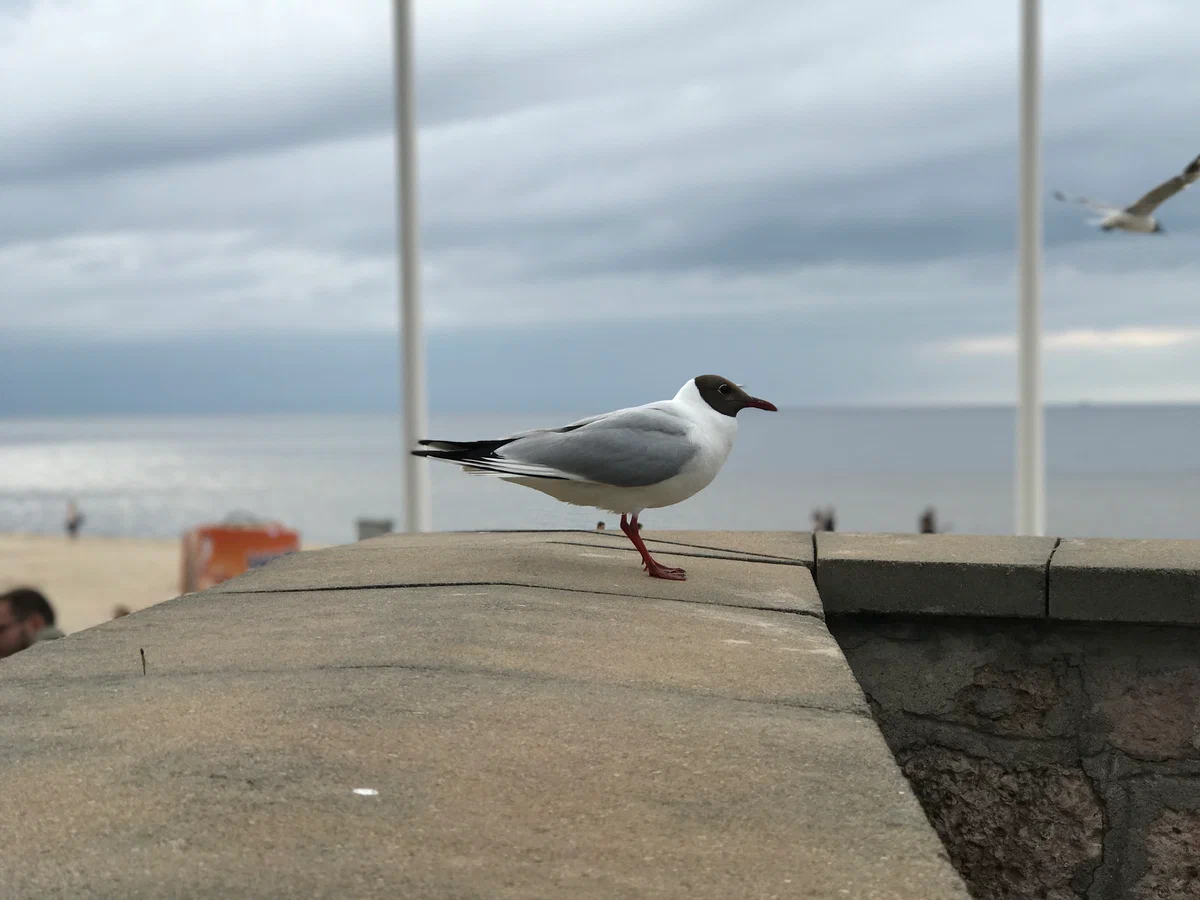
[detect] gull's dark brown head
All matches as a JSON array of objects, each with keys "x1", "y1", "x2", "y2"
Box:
[{"x1": 692, "y1": 374, "x2": 778, "y2": 418}]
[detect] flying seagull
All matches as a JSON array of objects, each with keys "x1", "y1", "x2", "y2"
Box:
[
  {"x1": 1053, "y1": 152, "x2": 1200, "y2": 234},
  {"x1": 412, "y1": 375, "x2": 777, "y2": 581}
]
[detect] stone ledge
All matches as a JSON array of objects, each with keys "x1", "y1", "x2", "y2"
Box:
[
  {"x1": 1049, "y1": 538, "x2": 1200, "y2": 624},
  {"x1": 212, "y1": 530, "x2": 821, "y2": 617},
  {"x1": 247, "y1": 530, "x2": 1200, "y2": 625},
  {"x1": 815, "y1": 532, "x2": 1058, "y2": 618},
  {"x1": 238, "y1": 529, "x2": 1200, "y2": 626}
]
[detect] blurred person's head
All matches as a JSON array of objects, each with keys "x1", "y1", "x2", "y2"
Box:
[{"x1": 0, "y1": 587, "x2": 58, "y2": 658}]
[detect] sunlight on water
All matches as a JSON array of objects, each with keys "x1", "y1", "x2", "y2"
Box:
[{"x1": 1, "y1": 408, "x2": 1198, "y2": 545}]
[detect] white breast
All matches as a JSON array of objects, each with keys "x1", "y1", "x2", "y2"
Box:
[
  {"x1": 632, "y1": 382, "x2": 738, "y2": 510},
  {"x1": 1109, "y1": 211, "x2": 1155, "y2": 232}
]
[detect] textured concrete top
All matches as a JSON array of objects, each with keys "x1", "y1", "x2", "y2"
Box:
[
  {"x1": 1049, "y1": 537, "x2": 1200, "y2": 623},
  {"x1": 817, "y1": 532, "x2": 1057, "y2": 618},
  {"x1": 212, "y1": 529, "x2": 817, "y2": 611},
  {"x1": 816, "y1": 532, "x2": 1200, "y2": 625},
  {"x1": 0, "y1": 530, "x2": 967, "y2": 900}
]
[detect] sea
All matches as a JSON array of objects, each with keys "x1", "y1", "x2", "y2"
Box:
[{"x1": 1, "y1": 406, "x2": 1198, "y2": 546}]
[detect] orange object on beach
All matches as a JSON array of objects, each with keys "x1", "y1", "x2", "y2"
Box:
[{"x1": 180, "y1": 513, "x2": 300, "y2": 593}]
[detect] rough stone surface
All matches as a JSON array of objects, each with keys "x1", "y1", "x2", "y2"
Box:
[
  {"x1": 1099, "y1": 669, "x2": 1200, "y2": 762},
  {"x1": 4, "y1": 585, "x2": 865, "y2": 715},
  {"x1": 952, "y1": 662, "x2": 1079, "y2": 739},
  {"x1": 829, "y1": 614, "x2": 1200, "y2": 900},
  {"x1": 1134, "y1": 808, "x2": 1200, "y2": 900},
  {"x1": 0, "y1": 535, "x2": 967, "y2": 900},
  {"x1": 211, "y1": 530, "x2": 822, "y2": 617},
  {"x1": 898, "y1": 746, "x2": 1103, "y2": 900},
  {"x1": 816, "y1": 532, "x2": 1057, "y2": 617},
  {"x1": 1050, "y1": 538, "x2": 1200, "y2": 624},
  {"x1": 828, "y1": 617, "x2": 1088, "y2": 744}
]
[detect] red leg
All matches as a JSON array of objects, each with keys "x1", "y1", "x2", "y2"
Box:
[{"x1": 620, "y1": 514, "x2": 686, "y2": 580}]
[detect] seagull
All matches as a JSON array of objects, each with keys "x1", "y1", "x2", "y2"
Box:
[
  {"x1": 412, "y1": 374, "x2": 777, "y2": 581},
  {"x1": 1053, "y1": 152, "x2": 1200, "y2": 234}
]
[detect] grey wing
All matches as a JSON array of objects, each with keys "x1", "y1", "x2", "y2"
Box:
[
  {"x1": 499, "y1": 410, "x2": 612, "y2": 442},
  {"x1": 500, "y1": 406, "x2": 698, "y2": 487},
  {"x1": 1126, "y1": 154, "x2": 1200, "y2": 215}
]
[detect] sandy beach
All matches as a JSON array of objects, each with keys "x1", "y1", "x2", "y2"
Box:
[
  {"x1": 0, "y1": 533, "x2": 325, "y2": 636},
  {"x1": 0, "y1": 534, "x2": 181, "y2": 635}
]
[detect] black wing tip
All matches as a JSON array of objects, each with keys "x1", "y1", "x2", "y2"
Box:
[{"x1": 1186, "y1": 154, "x2": 1200, "y2": 175}]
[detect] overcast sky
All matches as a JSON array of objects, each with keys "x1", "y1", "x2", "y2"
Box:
[{"x1": 5, "y1": 0, "x2": 1200, "y2": 411}]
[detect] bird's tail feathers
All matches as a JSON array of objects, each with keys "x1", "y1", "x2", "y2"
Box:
[
  {"x1": 411, "y1": 438, "x2": 509, "y2": 462},
  {"x1": 412, "y1": 439, "x2": 571, "y2": 481}
]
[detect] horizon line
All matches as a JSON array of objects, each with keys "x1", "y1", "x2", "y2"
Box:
[{"x1": 3, "y1": 399, "x2": 1199, "y2": 421}]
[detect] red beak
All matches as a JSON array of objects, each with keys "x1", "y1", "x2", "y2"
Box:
[{"x1": 744, "y1": 396, "x2": 778, "y2": 412}]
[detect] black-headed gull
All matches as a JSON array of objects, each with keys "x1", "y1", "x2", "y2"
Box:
[
  {"x1": 1054, "y1": 152, "x2": 1200, "y2": 234},
  {"x1": 412, "y1": 374, "x2": 777, "y2": 581}
]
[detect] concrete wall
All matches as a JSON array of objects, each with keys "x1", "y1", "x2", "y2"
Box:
[
  {"x1": 816, "y1": 533, "x2": 1200, "y2": 900},
  {"x1": 0, "y1": 530, "x2": 975, "y2": 900},
  {"x1": 6, "y1": 527, "x2": 1196, "y2": 899},
  {"x1": 829, "y1": 616, "x2": 1200, "y2": 900}
]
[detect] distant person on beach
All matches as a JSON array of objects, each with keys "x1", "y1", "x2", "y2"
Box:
[
  {"x1": 0, "y1": 587, "x2": 64, "y2": 659},
  {"x1": 919, "y1": 506, "x2": 938, "y2": 534},
  {"x1": 810, "y1": 507, "x2": 836, "y2": 532},
  {"x1": 65, "y1": 500, "x2": 84, "y2": 539}
]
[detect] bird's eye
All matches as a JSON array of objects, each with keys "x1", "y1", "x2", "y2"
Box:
[{"x1": 718, "y1": 383, "x2": 731, "y2": 395}]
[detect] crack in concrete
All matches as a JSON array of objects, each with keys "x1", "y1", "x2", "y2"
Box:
[
  {"x1": 1067, "y1": 659, "x2": 1109, "y2": 897},
  {"x1": 545, "y1": 539, "x2": 809, "y2": 566},
  {"x1": 17, "y1": 656, "x2": 870, "y2": 721},
  {"x1": 888, "y1": 709, "x2": 1082, "y2": 755},
  {"x1": 323, "y1": 660, "x2": 873, "y2": 719},
  {"x1": 1107, "y1": 770, "x2": 1200, "y2": 783},
  {"x1": 810, "y1": 531, "x2": 821, "y2": 594},
  {"x1": 215, "y1": 580, "x2": 827, "y2": 621},
  {"x1": 410, "y1": 530, "x2": 815, "y2": 565},
  {"x1": 1046, "y1": 537, "x2": 1063, "y2": 617}
]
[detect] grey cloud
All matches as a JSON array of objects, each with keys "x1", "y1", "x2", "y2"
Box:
[
  {"x1": 5, "y1": 0, "x2": 1200, "y2": 405},
  {"x1": 0, "y1": 0, "x2": 753, "y2": 186},
  {"x1": 0, "y1": 81, "x2": 391, "y2": 186}
]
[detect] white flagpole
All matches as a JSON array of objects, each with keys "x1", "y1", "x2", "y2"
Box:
[
  {"x1": 392, "y1": 0, "x2": 432, "y2": 532},
  {"x1": 1016, "y1": 0, "x2": 1045, "y2": 536}
]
